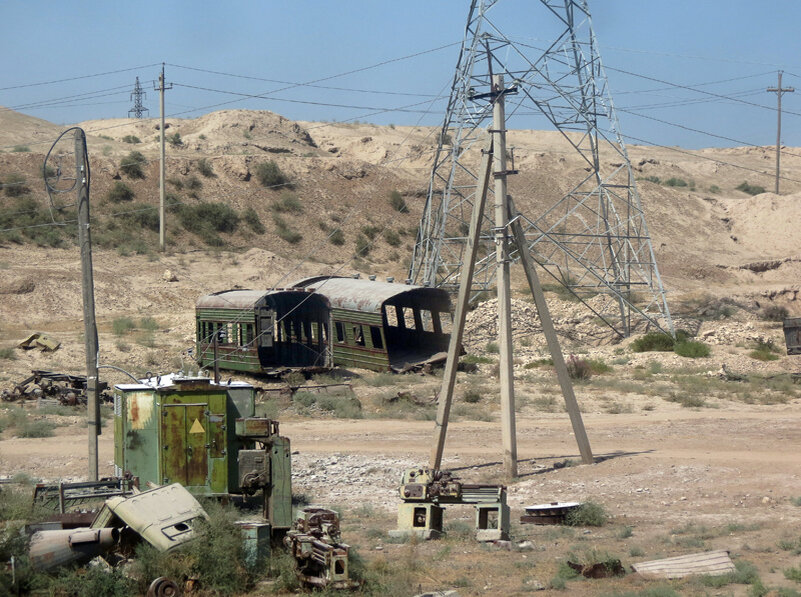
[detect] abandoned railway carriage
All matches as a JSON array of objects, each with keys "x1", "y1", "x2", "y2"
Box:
[{"x1": 195, "y1": 276, "x2": 453, "y2": 374}]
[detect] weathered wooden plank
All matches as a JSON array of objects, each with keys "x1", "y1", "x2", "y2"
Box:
[{"x1": 632, "y1": 550, "x2": 735, "y2": 579}]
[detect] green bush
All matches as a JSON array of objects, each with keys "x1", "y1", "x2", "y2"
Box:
[
  {"x1": 243, "y1": 207, "x2": 265, "y2": 234},
  {"x1": 271, "y1": 191, "x2": 303, "y2": 214},
  {"x1": 642, "y1": 175, "x2": 661, "y2": 184},
  {"x1": 167, "y1": 177, "x2": 183, "y2": 190},
  {"x1": 113, "y1": 316, "x2": 136, "y2": 336},
  {"x1": 389, "y1": 189, "x2": 408, "y2": 213},
  {"x1": 709, "y1": 184, "x2": 721, "y2": 193},
  {"x1": 565, "y1": 501, "x2": 608, "y2": 526},
  {"x1": 178, "y1": 202, "x2": 239, "y2": 234},
  {"x1": 197, "y1": 158, "x2": 215, "y2": 177},
  {"x1": 114, "y1": 202, "x2": 159, "y2": 232},
  {"x1": 120, "y1": 151, "x2": 146, "y2": 179},
  {"x1": 566, "y1": 355, "x2": 592, "y2": 380},
  {"x1": 4, "y1": 173, "x2": 29, "y2": 197},
  {"x1": 360, "y1": 224, "x2": 380, "y2": 240},
  {"x1": 329, "y1": 228, "x2": 345, "y2": 245},
  {"x1": 631, "y1": 332, "x2": 675, "y2": 352},
  {"x1": 664, "y1": 177, "x2": 688, "y2": 187},
  {"x1": 185, "y1": 175, "x2": 202, "y2": 191},
  {"x1": 122, "y1": 135, "x2": 141, "y2": 144},
  {"x1": 273, "y1": 214, "x2": 302, "y2": 244},
  {"x1": 383, "y1": 229, "x2": 401, "y2": 247},
  {"x1": 749, "y1": 339, "x2": 780, "y2": 361},
  {"x1": 737, "y1": 181, "x2": 766, "y2": 196},
  {"x1": 255, "y1": 161, "x2": 291, "y2": 188},
  {"x1": 355, "y1": 234, "x2": 370, "y2": 256},
  {"x1": 0, "y1": 347, "x2": 16, "y2": 360},
  {"x1": 107, "y1": 181, "x2": 135, "y2": 203},
  {"x1": 166, "y1": 132, "x2": 182, "y2": 147},
  {"x1": 463, "y1": 389, "x2": 482, "y2": 403},
  {"x1": 761, "y1": 304, "x2": 789, "y2": 322},
  {"x1": 674, "y1": 340, "x2": 711, "y2": 358},
  {"x1": 11, "y1": 145, "x2": 30, "y2": 153}
]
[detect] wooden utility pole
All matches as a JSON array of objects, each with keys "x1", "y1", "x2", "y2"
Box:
[
  {"x1": 155, "y1": 64, "x2": 172, "y2": 251},
  {"x1": 492, "y1": 74, "x2": 518, "y2": 477},
  {"x1": 74, "y1": 129, "x2": 101, "y2": 480},
  {"x1": 767, "y1": 71, "x2": 794, "y2": 194},
  {"x1": 430, "y1": 142, "x2": 494, "y2": 471}
]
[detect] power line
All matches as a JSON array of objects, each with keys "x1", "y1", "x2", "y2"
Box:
[
  {"x1": 168, "y1": 63, "x2": 439, "y2": 98},
  {"x1": 0, "y1": 64, "x2": 162, "y2": 92}
]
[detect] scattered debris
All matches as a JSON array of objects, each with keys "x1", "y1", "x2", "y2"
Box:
[
  {"x1": 1, "y1": 369, "x2": 111, "y2": 404},
  {"x1": 520, "y1": 501, "x2": 581, "y2": 525},
  {"x1": 17, "y1": 332, "x2": 60, "y2": 352},
  {"x1": 91, "y1": 483, "x2": 208, "y2": 553},
  {"x1": 784, "y1": 317, "x2": 801, "y2": 355},
  {"x1": 392, "y1": 468, "x2": 509, "y2": 541},
  {"x1": 568, "y1": 558, "x2": 625, "y2": 579},
  {"x1": 34, "y1": 478, "x2": 135, "y2": 513},
  {"x1": 284, "y1": 507, "x2": 359, "y2": 589},
  {"x1": 632, "y1": 550, "x2": 735, "y2": 579},
  {"x1": 29, "y1": 527, "x2": 119, "y2": 571}
]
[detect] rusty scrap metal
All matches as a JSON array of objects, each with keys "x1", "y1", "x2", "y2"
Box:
[
  {"x1": 784, "y1": 317, "x2": 801, "y2": 355},
  {"x1": 520, "y1": 501, "x2": 582, "y2": 525},
  {"x1": 567, "y1": 558, "x2": 625, "y2": 579},
  {"x1": 18, "y1": 332, "x2": 61, "y2": 352},
  {"x1": 1, "y1": 370, "x2": 111, "y2": 404},
  {"x1": 284, "y1": 507, "x2": 359, "y2": 590},
  {"x1": 29, "y1": 527, "x2": 119, "y2": 571},
  {"x1": 632, "y1": 550, "x2": 735, "y2": 579},
  {"x1": 147, "y1": 576, "x2": 182, "y2": 597},
  {"x1": 34, "y1": 478, "x2": 135, "y2": 513}
]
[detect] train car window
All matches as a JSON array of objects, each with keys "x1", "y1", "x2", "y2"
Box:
[
  {"x1": 370, "y1": 326, "x2": 384, "y2": 350},
  {"x1": 353, "y1": 325, "x2": 365, "y2": 346},
  {"x1": 419, "y1": 309, "x2": 434, "y2": 332},
  {"x1": 431, "y1": 311, "x2": 442, "y2": 334},
  {"x1": 402, "y1": 307, "x2": 416, "y2": 330},
  {"x1": 439, "y1": 311, "x2": 454, "y2": 335},
  {"x1": 243, "y1": 323, "x2": 254, "y2": 345},
  {"x1": 385, "y1": 307, "x2": 399, "y2": 327},
  {"x1": 395, "y1": 305, "x2": 406, "y2": 329},
  {"x1": 335, "y1": 322, "x2": 345, "y2": 343}
]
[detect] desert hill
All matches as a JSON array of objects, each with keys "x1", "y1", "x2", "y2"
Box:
[{"x1": 0, "y1": 106, "x2": 799, "y2": 384}]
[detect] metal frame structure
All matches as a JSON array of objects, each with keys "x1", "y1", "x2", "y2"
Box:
[
  {"x1": 128, "y1": 77, "x2": 148, "y2": 119},
  {"x1": 410, "y1": 0, "x2": 673, "y2": 337}
]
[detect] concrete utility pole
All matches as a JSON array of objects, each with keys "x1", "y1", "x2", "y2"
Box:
[
  {"x1": 154, "y1": 64, "x2": 172, "y2": 251},
  {"x1": 74, "y1": 130, "x2": 101, "y2": 481},
  {"x1": 767, "y1": 70, "x2": 794, "y2": 194},
  {"x1": 429, "y1": 73, "x2": 594, "y2": 478},
  {"x1": 491, "y1": 74, "x2": 518, "y2": 477}
]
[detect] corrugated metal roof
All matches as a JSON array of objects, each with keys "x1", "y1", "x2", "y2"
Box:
[
  {"x1": 632, "y1": 550, "x2": 735, "y2": 579},
  {"x1": 196, "y1": 288, "x2": 316, "y2": 310},
  {"x1": 292, "y1": 276, "x2": 448, "y2": 314},
  {"x1": 196, "y1": 289, "x2": 269, "y2": 309}
]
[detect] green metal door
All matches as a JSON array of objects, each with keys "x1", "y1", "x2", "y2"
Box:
[{"x1": 161, "y1": 404, "x2": 208, "y2": 487}]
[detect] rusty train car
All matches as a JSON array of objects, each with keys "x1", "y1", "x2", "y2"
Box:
[{"x1": 195, "y1": 276, "x2": 453, "y2": 374}]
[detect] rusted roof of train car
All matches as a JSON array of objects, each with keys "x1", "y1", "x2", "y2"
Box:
[
  {"x1": 196, "y1": 288, "x2": 316, "y2": 310},
  {"x1": 292, "y1": 276, "x2": 450, "y2": 314}
]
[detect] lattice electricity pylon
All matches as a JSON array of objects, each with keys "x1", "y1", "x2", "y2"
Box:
[
  {"x1": 128, "y1": 77, "x2": 149, "y2": 118},
  {"x1": 409, "y1": 0, "x2": 674, "y2": 337}
]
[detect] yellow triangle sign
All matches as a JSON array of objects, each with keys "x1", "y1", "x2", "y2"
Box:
[{"x1": 189, "y1": 418, "x2": 205, "y2": 434}]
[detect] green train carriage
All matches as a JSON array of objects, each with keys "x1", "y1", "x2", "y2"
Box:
[{"x1": 195, "y1": 277, "x2": 453, "y2": 374}]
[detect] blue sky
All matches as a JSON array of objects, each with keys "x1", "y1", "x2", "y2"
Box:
[{"x1": 2, "y1": 1, "x2": 800, "y2": 149}]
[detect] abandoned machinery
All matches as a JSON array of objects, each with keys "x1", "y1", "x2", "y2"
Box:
[
  {"x1": 391, "y1": 467, "x2": 510, "y2": 541},
  {"x1": 16, "y1": 375, "x2": 358, "y2": 590},
  {"x1": 1, "y1": 370, "x2": 112, "y2": 405}
]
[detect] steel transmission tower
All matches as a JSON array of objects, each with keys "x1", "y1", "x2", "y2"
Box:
[
  {"x1": 410, "y1": 0, "x2": 673, "y2": 337},
  {"x1": 128, "y1": 77, "x2": 149, "y2": 118}
]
